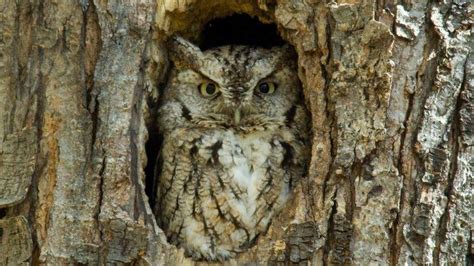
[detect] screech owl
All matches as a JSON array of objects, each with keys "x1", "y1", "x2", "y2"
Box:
[{"x1": 154, "y1": 36, "x2": 310, "y2": 261}]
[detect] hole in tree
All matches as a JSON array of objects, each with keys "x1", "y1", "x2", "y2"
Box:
[
  {"x1": 0, "y1": 208, "x2": 5, "y2": 239},
  {"x1": 144, "y1": 13, "x2": 287, "y2": 210},
  {"x1": 143, "y1": 14, "x2": 309, "y2": 262},
  {"x1": 199, "y1": 14, "x2": 285, "y2": 49},
  {"x1": 144, "y1": 99, "x2": 162, "y2": 210}
]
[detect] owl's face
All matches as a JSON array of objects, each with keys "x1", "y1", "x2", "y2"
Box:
[{"x1": 159, "y1": 37, "x2": 302, "y2": 132}]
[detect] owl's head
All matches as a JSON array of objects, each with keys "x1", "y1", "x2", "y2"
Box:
[{"x1": 158, "y1": 36, "x2": 304, "y2": 133}]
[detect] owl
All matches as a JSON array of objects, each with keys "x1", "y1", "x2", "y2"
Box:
[{"x1": 154, "y1": 36, "x2": 310, "y2": 261}]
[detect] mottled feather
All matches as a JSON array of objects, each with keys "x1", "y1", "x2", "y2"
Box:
[{"x1": 155, "y1": 36, "x2": 310, "y2": 261}]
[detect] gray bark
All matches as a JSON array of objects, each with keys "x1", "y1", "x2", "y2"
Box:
[{"x1": 0, "y1": 0, "x2": 472, "y2": 265}]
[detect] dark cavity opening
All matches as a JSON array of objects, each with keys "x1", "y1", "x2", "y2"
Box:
[
  {"x1": 144, "y1": 13, "x2": 285, "y2": 212},
  {"x1": 144, "y1": 98, "x2": 162, "y2": 210},
  {"x1": 199, "y1": 14, "x2": 285, "y2": 50}
]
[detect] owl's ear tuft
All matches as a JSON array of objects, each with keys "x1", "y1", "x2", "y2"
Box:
[
  {"x1": 272, "y1": 44, "x2": 295, "y2": 59},
  {"x1": 167, "y1": 36, "x2": 203, "y2": 68},
  {"x1": 271, "y1": 44, "x2": 297, "y2": 67}
]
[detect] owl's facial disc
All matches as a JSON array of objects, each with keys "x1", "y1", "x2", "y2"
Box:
[{"x1": 164, "y1": 40, "x2": 300, "y2": 131}]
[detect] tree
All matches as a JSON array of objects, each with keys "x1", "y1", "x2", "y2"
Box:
[{"x1": 0, "y1": 0, "x2": 471, "y2": 264}]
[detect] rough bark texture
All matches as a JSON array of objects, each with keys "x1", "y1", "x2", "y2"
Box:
[{"x1": 0, "y1": 0, "x2": 472, "y2": 265}]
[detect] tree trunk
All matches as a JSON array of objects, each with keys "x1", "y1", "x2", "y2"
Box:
[{"x1": 0, "y1": 0, "x2": 471, "y2": 265}]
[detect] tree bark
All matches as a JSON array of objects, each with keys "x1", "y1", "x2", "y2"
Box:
[{"x1": 0, "y1": 0, "x2": 471, "y2": 265}]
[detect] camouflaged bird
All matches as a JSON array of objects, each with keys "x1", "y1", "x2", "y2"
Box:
[{"x1": 154, "y1": 36, "x2": 310, "y2": 261}]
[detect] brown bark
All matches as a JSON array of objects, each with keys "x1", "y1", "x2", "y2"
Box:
[{"x1": 0, "y1": 0, "x2": 471, "y2": 265}]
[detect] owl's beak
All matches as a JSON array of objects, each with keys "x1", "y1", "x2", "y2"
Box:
[{"x1": 234, "y1": 108, "x2": 241, "y2": 125}]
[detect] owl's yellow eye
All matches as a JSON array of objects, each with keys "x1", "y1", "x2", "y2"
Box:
[
  {"x1": 257, "y1": 82, "x2": 277, "y2": 94},
  {"x1": 198, "y1": 82, "x2": 219, "y2": 97}
]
